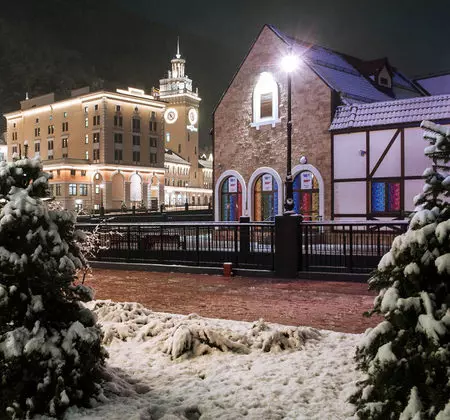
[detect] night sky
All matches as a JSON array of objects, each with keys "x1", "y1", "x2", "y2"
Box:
[{"x1": 125, "y1": 0, "x2": 450, "y2": 76}]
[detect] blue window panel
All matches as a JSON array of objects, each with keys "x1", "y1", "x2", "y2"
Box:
[{"x1": 371, "y1": 182, "x2": 386, "y2": 212}]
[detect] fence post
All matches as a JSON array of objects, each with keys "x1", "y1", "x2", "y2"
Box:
[
  {"x1": 275, "y1": 215, "x2": 301, "y2": 278},
  {"x1": 239, "y1": 216, "x2": 250, "y2": 265}
]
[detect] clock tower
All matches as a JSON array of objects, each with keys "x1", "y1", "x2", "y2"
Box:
[{"x1": 159, "y1": 39, "x2": 201, "y2": 187}]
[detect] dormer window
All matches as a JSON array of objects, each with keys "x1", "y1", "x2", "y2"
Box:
[
  {"x1": 251, "y1": 72, "x2": 280, "y2": 129},
  {"x1": 377, "y1": 66, "x2": 392, "y2": 88}
]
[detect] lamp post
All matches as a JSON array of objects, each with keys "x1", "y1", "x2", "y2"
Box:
[
  {"x1": 281, "y1": 48, "x2": 299, "y2": 215},
  {"x1": 185, "y1": 182, "x2": 189, "y2": 211},
  {"x1": 100, "y1": 183, "x2": 105, "y2": 216}
]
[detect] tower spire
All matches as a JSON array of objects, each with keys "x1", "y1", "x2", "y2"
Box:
[{"x1": 176, "y1": 36, "x2": 181, "y2": 59}]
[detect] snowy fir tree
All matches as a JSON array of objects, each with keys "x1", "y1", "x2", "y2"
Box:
[
  {"x1": 0, "y1": 157, "x2": 106, "y2": 418},
  {"x1": 351, "y1": 120, "x2": 450, "y2": 419}
]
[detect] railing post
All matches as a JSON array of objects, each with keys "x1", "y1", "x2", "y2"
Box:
[
  {"x1": 239, "y1": 216, "x2": 250, "y2": 265},
  {"x1": 196, "y1": 226, "x2": 200, "y2": 265},
  {"x1": 348, "y1": 225, "x2": 353, "y2": 273},
  {"x1": 275, "y1": 214, "x2": 302, "y2": 278},
  {"x1": 127, "y1": 226, "x2": 131, "y2": 262}
]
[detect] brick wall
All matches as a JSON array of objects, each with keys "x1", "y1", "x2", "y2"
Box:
[{"x1": 214, "y1": 25, "x2": 332, "y2": 219}]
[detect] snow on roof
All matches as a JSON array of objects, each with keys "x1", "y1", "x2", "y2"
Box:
[
  {"x1": 268, "y1": 25, "x2": 423, "y2": 105},
  {"x1": 415, "y1": 72, "x2": 450, "y2": 95},
  {"x1": 198, "y1": 158, "x2": 212, "y2": 169},
  {"x1": 330, "y1": 94, "x2": 450, "y2": 130},
  {"x1": 165, "y1": 149, "x2": 190, "y2": 165}
]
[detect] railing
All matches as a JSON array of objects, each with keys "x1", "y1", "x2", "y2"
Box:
[
  {"x1": 77, "y1": 220, "x2": 408, "y2": 275},
  {"x1": 298, "y1": 221, "x2": 408, "y2": 273},
  {"x1": 77, "y1": 222, "x2": 275, "y2": 270}
]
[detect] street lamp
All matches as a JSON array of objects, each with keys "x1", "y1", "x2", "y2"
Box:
[
  {"x1": 185, "y1": 182, "x2": 189, "y2": 211},
  {"x1": 281, "y1": 48, "x2": 300, "y2": 215},
  {"x1": 100, "y1": 183, "x2": 105, "y2": 216}
]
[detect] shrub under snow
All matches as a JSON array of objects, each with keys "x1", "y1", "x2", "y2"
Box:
[
  {"x1": 351, "y1": 121, "x2": 450, "y2": 419},
  {"x1": 0, "y1": 158, "x2": 106, "y2": 419}
]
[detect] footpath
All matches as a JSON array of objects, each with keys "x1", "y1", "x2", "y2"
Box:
[{"x1": 88, "y1": 268, "x2": 379, "y2": 334}]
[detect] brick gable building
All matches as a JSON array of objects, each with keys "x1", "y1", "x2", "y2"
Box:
[{"x1": 213, "y1": 24, "x2": 427, "y2": 221}]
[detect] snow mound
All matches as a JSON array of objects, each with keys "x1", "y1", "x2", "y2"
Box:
[{"x1": 89, "y1": 301, "x2": 321, "y2": 359}]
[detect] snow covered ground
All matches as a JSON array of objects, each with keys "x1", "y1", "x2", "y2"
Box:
[{"x1": 37, "y1": 300, "x2": 364, "y2": 420}]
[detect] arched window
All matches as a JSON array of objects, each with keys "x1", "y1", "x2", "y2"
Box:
[
  {"x1": 130, "y1": 173, "x2": 142, "y2": 202},
  {"x1": 293, "y1": 171, "x2": 320, "y2": 221},
  {"x1": 253, "y1": 173, "x2": 278, "y2": 221},
  {"x1": 251, "y1": 72, "x2": 280, "y2": 129},
  {"x1": 220, "y1": 176, "x2": 243, "y2": 221}
]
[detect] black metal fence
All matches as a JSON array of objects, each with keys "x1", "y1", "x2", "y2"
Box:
[
  {"x1": 77, "y1": 220, "x2": 408, "y2": 275},
  {"x1": 299, "y1": 221, "x2": 408, "y2": 274},
  {"x1": 77, "y1": 222, "x2": 275, "y2": 270}
]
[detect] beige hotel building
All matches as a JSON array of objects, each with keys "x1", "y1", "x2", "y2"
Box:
[{"x1": 3, "y1": 46, "x2": 212, "y2": 212}]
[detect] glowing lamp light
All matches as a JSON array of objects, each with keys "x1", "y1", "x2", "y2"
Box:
[{"x1": 281, "y1": 54, "x2": 300, "y2": 73}]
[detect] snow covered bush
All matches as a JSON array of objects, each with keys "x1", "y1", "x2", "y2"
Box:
[
  {"x1": 351, "y1": 121, "x2": 450, "y2": 419},
  {"x1": 0, "y1": 158, "x2": 106, "y2": 419}
]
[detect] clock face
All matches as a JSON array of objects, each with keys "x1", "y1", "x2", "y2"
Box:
[
  {"x1": 188, "y1": 108, "x2": 198, "y2": 125},
  {"x1": 164, "y1": 108, "x2": 178, "y2": 124}
]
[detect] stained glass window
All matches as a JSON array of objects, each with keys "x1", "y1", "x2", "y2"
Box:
[
  {"x1": 293, "y1": 171, "x2": 319, "y2": 221},
  {"x1": 371, "y1": 181, "x2": 401, "y2": 213},
  {"x1": 220, "y1": 177, "x2": 242, "y2": 221},
  {"x1": 253, "y1": 174, "x2": 278, "y2": 221}
]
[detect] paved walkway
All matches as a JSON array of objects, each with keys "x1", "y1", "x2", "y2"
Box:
[{"x1": 87, "y1": 269, "x2": 380, "y2": 334}]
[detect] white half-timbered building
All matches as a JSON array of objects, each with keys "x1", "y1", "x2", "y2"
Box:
[{"x1": 330, "y1": 94, "x2": 450, "y2": 220}]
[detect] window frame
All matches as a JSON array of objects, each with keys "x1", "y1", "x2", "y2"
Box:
[
  {"x1": 370, "y1": 178, "x2": 402, "y2": 216},
  {"x1": 251, "y1": 72, "x2": 280, "y2": 129}
]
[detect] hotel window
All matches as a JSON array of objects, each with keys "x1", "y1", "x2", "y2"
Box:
[
  {"x1": 93, "y1": 115, "x2": 100, "y2": 126},
  {"x1": 84, "y1": 106, "x2": 88, "y2": 113},
  {"x1": 95, "y1": 185, "x2": 100, "y2": 194},
  {"x1": 35, "y1": 118, "x2": 39, "y2": 124},
  {"x1": 85, "y1": 117, "x2": 89, "y2": 128},
  {"x1": 48, "y1": 125, "x2": 54, "y2": 135},
  {"x1": 194, "y1": 146, "x2": 197, "y2": 155},
  {"x1": 149, "y1": 121, "x2": 157, "y2": 132},
  {"x1": 93, "y1": 132, "x2": 100, "y2": 143},
  {"x1": 70, "y1": 169, "x2": 76, "y2": 176},
  {"x1": 114, "y1": 115, "x2": 123, "y2": 127},
  {"x1": 94, "y1": 104, "x2": 99, "y2": 111},
  {"x1": 48, "y1": 184, "x2": 54, "y2": 196},
  {"x1": 114, "y1": 149, "x2": 123, "y2": 161},
  {"x1": 81, "y1": 170, "x2": 86, "y2": 176},
  {"x1": 166, "y1": 132, "x2": 170, "y2": 143},
  {"x1": 62, "y1": 138, "x2": 68, "y2": 148},
  {"x1": 34, "y1": 128, "x2": 40, "y2": 137},
  {"x1": 62, "y1": 122, "x2": 69, "y2": 132},
  {"x1": 85, "y1": 134, "x2": 89, "y2": 144},
  {"x1": 178, "y1": 144, "x2": 181, "y2": 153},
  {"x1": 47, "y1": 154, "x2": 54, "y2": 160},
  {"x1": 371, "y1": 180, "x2": 401, "y2": 214},
  {"x1": 63, "y1": 112, "x2": 68, "y2": 118},
  {"x1": 251, "y1": 72, "x2": 280, "y2": 128},
  {"x1": 132, "y1": 135, "x2": 140, "y2": 146},
  {"x1": 150, "y1": 153, "x2": 157, "y2": 164},
  {"x1": 34, "y1": 142, "x2": 40, "y2": 152},
  {"x1": 93, "y1": 149, "x2": 100, "y2": 160},
  {"x1": 55, "y1": 184, "x2": 61, "y2": 196},
  {"x1": 47, "y1": 140, "x2": 53, "y2": 150},
  {"x1": 133, "y1": 151, "x2": 140, "y2": 162},
  {"x1": 12, "y1": 145, "x2": 18, "y2": 155},
  {"x1": 116, "y1": 105, "x2": 121, "y2": 112},
  {"x1": 79, "y1": 184, "x2": 88, "y2": 196},
  {"x1": 13, "y1": 123, "x2": 16, "y2": 128},
  {"x1": 150, "y1": 137, "x2": 157, "y2": 147},
  {"x1": 12, "y1": 132, "x2": 17, "y2": 141},
  {"x1": 85, "y1": 151, "x2": 89, "y2": 160},
  {"x1": 132, "y1": 118, "x2": 141, "y2": 132},
  {"x1": 57, "y1": 170, "x2": 60, "y2": 176},
  {"x1": 114, "y1": 133, "x2": 123, "y2": 143},
  {"x1": 69, "y1": 184, "x2": 77, "y2": 196}
]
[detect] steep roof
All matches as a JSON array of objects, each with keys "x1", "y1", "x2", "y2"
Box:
[
  {"x1": 164, "y1": 149, "x2": 190, "y2": 165},
  {"x1": 268, "y1": 25, "x2": 424, "y2": 104},
  {"x1": 330, "y1": 94, "x2": 450, "y2": 130},
  {"x1": 198, "y1": 158, "x2": 212, "y2": 169}
]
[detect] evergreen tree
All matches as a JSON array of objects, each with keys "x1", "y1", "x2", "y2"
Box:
[
  {"x1": 0, "y1": 157, "x2": 106, "y2": 419},
  {"x1": 351, "y1": 120, "x2": 450, "y2": 419}
]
